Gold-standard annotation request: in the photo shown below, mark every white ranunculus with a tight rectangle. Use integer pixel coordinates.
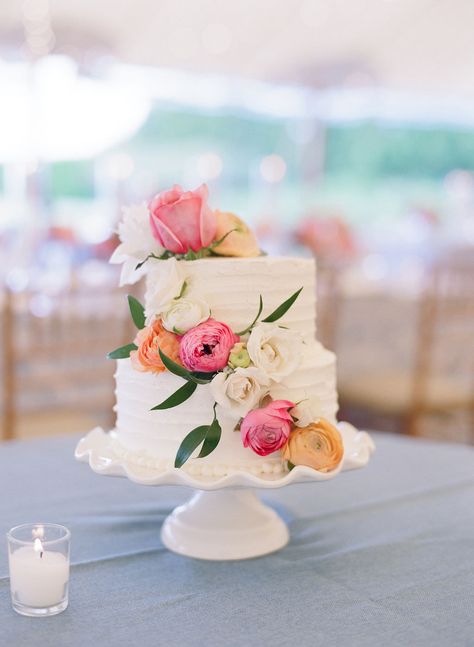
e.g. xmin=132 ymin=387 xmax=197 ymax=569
xmin=109 ymin=203 xmax=164 ymax=286
xmin=211 ymin=367 xmax=270 ymax=417
xmin=290 ymin=397 xmax=322 ymax=427
xmin=247 ymin=323 xmax=302 ymax=382
xmin=162 ymin=297 xmax=211 ymax=334
xmin=144 ymin=258 xmax=186 ymax=323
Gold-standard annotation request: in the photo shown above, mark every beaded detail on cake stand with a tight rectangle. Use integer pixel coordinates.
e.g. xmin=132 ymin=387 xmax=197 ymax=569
xmin=75 ymin=423 xmax=374 ymax=560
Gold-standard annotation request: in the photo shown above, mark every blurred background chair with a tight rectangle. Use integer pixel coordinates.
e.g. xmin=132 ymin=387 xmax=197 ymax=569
xmin=339 ymin=248 xmax=474 ymax=441
xmin=316 ymin=259 xmax=344 ymax=352
xmin=296 ymin=214 xmax=358 ymax=352
xmin=1 ymin=274 xmax=133 ymax=440
xmin=2 ymin=1 xmax=474 ymax=445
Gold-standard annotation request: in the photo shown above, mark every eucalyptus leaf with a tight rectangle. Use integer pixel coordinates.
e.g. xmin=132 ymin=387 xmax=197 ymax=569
xmin=198 ymin=414 xmax=222 ymax=458
xmin=235 ymin=295 xmax=263 ymax=336
xmin=262 ymin=287 xmax=303 ymax=323
xmin=107 ymin=343 xmax=137 ymax=360
xmin=150 ymin=380 xmax=197 ymax=410
xmin=127 ymin=295 xmax=146 ymax=329
xmin=174 ymin=425 xmax=208 ymax=468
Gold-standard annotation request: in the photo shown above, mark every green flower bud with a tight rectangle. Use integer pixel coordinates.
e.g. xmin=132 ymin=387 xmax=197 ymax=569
xmin=228 ymin=343 xmax=251 ymax=369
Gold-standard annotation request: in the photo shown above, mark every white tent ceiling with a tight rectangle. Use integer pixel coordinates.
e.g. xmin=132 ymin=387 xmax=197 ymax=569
xmin=1 ymin=0 xmax=474 ymax=99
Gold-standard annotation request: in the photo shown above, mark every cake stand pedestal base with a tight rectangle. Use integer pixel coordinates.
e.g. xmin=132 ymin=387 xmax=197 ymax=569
xmin=161 ymin=489 xmax=289 ymax=560
xmin=76 ymin=425 xmax=375 ymax=559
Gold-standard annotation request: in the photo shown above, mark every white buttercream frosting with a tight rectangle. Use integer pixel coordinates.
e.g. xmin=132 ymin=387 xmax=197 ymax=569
xmin=114 ymin=256 xmax=339 ymax=472
xmin=145 ymin=256 xmax=318 ymax=341
xmin=114 ymin=341 xmax=337 ymax=469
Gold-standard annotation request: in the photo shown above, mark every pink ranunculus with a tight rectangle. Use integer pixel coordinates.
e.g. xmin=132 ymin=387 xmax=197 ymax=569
xmin=241 ymin=400 xmax=295 ymax=456
xmin=179 ymin=318 xmax=239 ymax=372
xmin=148 ymin=184 xmax=217 ymax=254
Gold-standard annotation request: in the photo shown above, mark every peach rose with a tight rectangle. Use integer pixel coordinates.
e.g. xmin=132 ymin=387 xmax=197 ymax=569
xmin=130 ymin=319 xmax=182 ymax=374
xmin=149 ymin=184 xmax=216 ymax=254
xmin=212 ymin=211 xmax=260 ymax=257
xmin=282 ymin=418 xmax=343 ymax=472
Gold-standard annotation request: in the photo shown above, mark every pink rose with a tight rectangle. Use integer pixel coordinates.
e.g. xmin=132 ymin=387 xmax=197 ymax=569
xmin=149 ymin=184 xmax=217 ymax=254
xmin=179 ymin=318 xmax=239 ymax=372
xmin=241 ymin=400 xmax=295 ymax=456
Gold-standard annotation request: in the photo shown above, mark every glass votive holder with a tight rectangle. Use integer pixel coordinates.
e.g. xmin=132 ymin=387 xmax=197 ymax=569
xmin=7 ymin=523 xmax=71 ymax=617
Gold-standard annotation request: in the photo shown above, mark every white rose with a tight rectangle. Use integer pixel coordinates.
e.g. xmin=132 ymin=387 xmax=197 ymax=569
xmin=247 ymin=323 xmax=302 ymax=382
xmin=144 ymin=258 xmax=186 ymax=323
xmin=211 ymin=367 xmax=270 ymax=417
xmin=109 ymin=203 xmax=163 ymax=286
xmin=162 ymin=297 xmax=210 ymax=334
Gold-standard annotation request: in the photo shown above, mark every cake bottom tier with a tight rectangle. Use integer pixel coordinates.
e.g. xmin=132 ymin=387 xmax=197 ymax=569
xmin=114 ymin=342 xmax=338 ymax=477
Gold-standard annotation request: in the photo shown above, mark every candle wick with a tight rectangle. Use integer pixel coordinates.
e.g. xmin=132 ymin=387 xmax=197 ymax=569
xmin=40 ymin=551 xmax=43 ymax=559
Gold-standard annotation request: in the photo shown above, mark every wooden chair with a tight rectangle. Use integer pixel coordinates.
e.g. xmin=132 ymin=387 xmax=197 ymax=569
xmin=1 ymin=273 xmax=134 ymax=441
xmin=339 ymin=250 xmax=474 ymax=440
xmin=316 ymin=259 xmax=344 ymax=352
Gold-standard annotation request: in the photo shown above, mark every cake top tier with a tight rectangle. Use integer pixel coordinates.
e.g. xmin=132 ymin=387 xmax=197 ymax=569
xmin=110 ymin=182 xmax=317 ymax=340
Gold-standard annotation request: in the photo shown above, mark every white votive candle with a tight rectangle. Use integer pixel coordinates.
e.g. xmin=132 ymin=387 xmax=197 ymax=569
xmin=7 ymin=523 xmax=71 ymax=617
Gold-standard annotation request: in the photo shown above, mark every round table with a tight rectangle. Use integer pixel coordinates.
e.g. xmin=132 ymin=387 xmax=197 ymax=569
xmin=0 ymin=432 xmax=473 ymax=646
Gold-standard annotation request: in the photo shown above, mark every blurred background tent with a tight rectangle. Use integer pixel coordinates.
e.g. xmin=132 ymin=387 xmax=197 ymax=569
xmin=0 ymin=0 xmax=473 ymax=442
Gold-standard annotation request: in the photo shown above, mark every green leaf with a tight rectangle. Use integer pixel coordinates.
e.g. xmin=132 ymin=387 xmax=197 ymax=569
xmin=107 ymin=343 xmax=137 ymax=360
xmin=135 ymin=251 xmax=169 ymax=270
xmin=175 ymin=425 xmax=208 ymax=468
xmin=178 ymin=280 xmax=188 ymax=299
xmin=158 ymin=349 xmax=192 ymax=380
xmin=207 ymin=228 xmax=238 ymax=251
xmin=191 ymin=371 xmax=216 ymax=382
xmin=135 ymin=256 xmax=150 ymax=270
xmin=158 ymin=350 xmax=212 ymax=384
xmin=235 ymin=295 xmax=263 ymax=336
xmin=184 ymin=249 xmax=198 ymax=260
xmin=188 ymin=374 xmax=214 ymax=385
xmin=262 ymin=287 xmax=303 ymax=323
xmin=150 ymin=381 xmax=197 ymax=410
xmin=198 ymin=413 xmax=222 ymax=458
xmin=287 ymin=461 xmax=295 ymax=472
xmin=128 ymin=295 xmax=146 ymax=329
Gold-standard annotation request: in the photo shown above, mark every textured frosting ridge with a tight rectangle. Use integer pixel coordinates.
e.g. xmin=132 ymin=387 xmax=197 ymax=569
xmin=114 ymin=256 xmax=339 ymax=475
xmin=146 ymin=256 xmax=317 ymax=341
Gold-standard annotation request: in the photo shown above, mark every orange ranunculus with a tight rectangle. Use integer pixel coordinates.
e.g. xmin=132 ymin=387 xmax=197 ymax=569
xmin=130 ymin=319 xmax=182 ymax=374
xmin=282 ymin=418 xmax=343 ymax=472
xmin=212 ymin=211 xmax=260 ymax=257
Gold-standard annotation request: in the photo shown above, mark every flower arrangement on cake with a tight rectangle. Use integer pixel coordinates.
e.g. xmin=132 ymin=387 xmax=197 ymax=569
xmin=108 ymin=183 xmax=344 ymax=475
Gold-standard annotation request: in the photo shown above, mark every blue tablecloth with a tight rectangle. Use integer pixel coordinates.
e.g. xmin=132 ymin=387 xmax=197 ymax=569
xmin=0 ymin=432 xmax=473 ymax=647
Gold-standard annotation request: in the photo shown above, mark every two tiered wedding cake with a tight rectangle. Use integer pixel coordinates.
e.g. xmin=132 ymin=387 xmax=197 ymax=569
xmin=108 ymin=184 xmax=344 ymax=478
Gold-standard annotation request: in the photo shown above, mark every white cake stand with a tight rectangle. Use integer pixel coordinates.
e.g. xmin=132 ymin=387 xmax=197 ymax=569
xmin=75 ymin=423 xmax=375 ymax=560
